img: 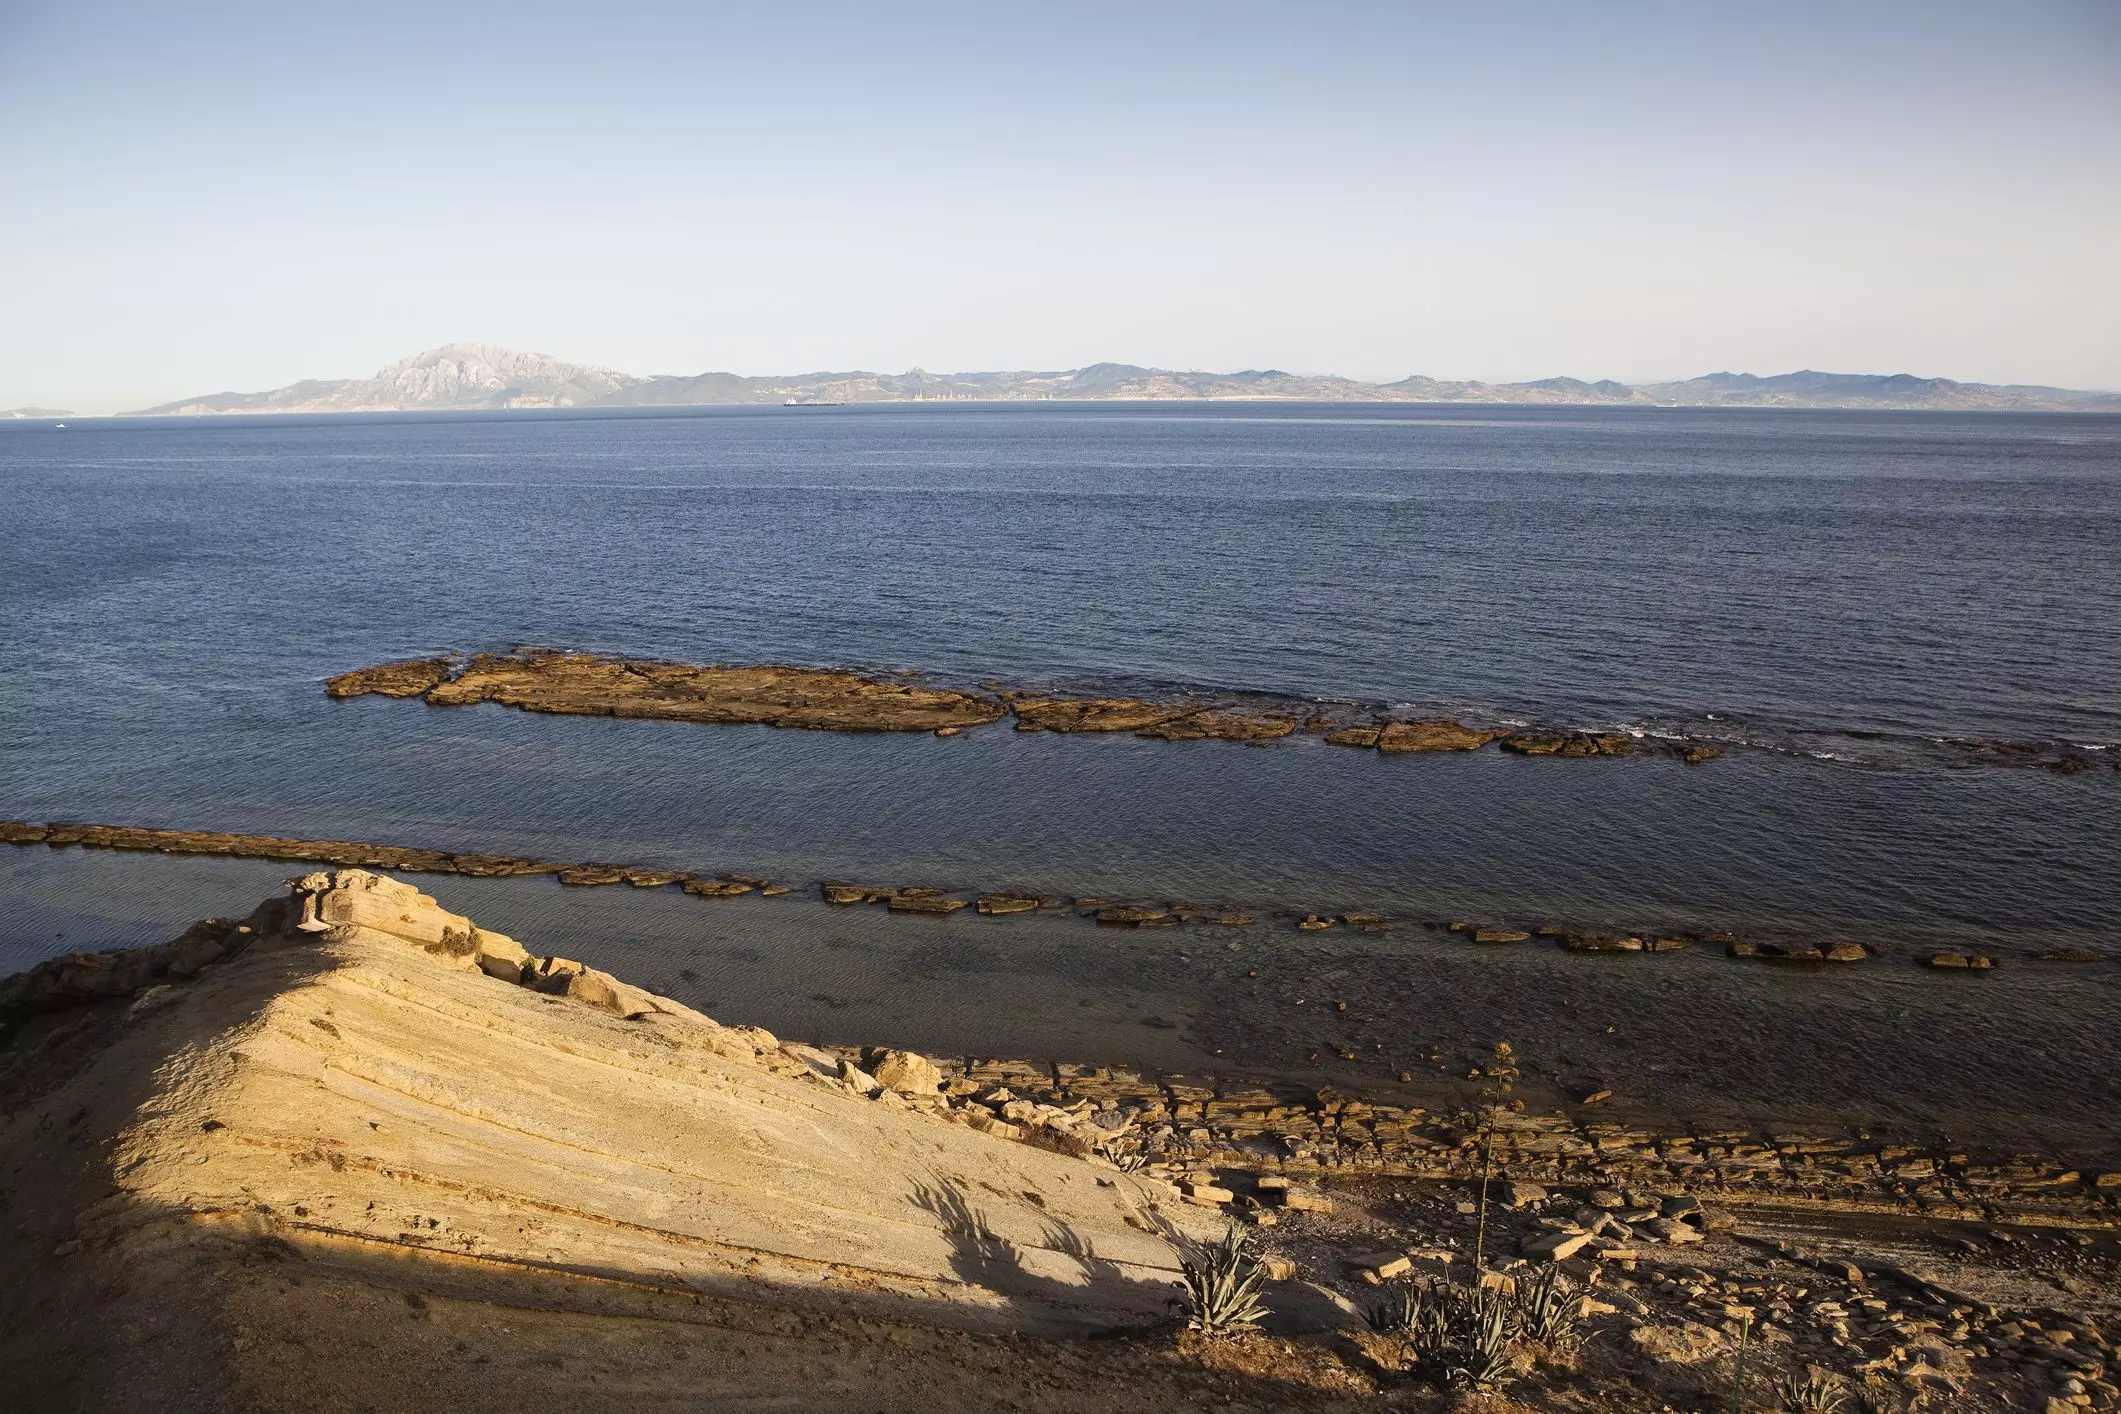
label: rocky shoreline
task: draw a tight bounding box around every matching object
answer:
[5,870,2116,1412]
[6,893,2114,1230]
[324,648,2120,773]
[8,818,2103,973]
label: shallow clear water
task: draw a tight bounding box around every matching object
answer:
[3,403,2118,961]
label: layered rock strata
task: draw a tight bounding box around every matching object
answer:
[2,870,1210,1338]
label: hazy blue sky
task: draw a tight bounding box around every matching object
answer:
[2,0,2116,409]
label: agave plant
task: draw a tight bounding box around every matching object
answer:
[1179,1224,1268,1337]
[1365,1282,1427,1337]
[1509,1264,1582,1349]
[1776,1368,1849,1412]
[1450,1282,1518,1393]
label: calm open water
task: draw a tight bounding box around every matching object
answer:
[3,402,2118,969]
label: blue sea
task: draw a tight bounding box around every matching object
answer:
[3,403,2118,1145]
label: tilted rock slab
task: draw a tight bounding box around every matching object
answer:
[1,870,1211,1351]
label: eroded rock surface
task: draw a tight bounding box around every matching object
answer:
[1,871,1208,1351]
[1375,720,1511,754]
[322,655,454,698]
[1010,696,1202,733]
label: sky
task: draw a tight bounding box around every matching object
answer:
[1,0,2117,411]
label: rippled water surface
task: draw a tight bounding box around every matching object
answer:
[3,403,2118,961]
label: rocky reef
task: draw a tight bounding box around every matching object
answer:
[334,648,1008,732]
[325,650,1721,759]
[323,650,2121,774]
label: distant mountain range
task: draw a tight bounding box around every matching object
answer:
[4,406,74,418]
[128,343,2121,415]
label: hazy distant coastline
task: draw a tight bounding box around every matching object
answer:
[123,342,2121,416]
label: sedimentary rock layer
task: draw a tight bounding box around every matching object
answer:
[2,870,1207,1325]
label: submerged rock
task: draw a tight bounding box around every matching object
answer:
[1926,951,1996,970]
[1561,933,1645,953]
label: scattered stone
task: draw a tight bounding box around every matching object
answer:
[1181,1180,1236,1207]
[1094,905,1170,927]
[866,1049,943,1096]
[1472,928,1530,944]
[1526,1231,1596,1261]
[1350,1251,1413,1280]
